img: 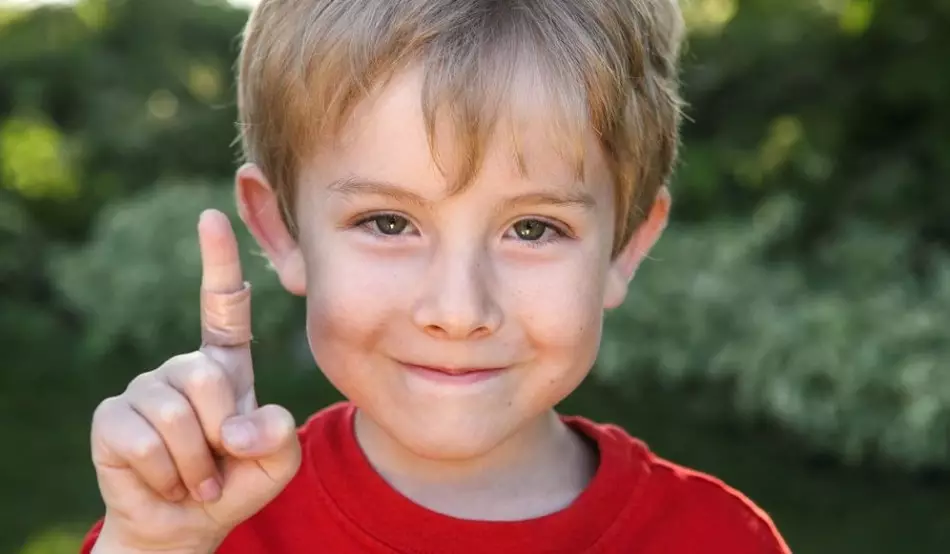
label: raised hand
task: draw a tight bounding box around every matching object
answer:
[90,210,300,554]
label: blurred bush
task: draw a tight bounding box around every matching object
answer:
[50,182,303,361]
[0,0,948,474]
[1,0,948,248]
[674,0,950,252]
[0,0,248,238]
[599,196,950,470]
[3,1,950,551]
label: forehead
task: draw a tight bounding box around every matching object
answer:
[306,66,614,200]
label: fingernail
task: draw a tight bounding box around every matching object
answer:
[223,419,255,451]
[197,477,221,503]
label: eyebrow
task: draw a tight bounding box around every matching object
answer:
[328,177,430,207]
[328,176,597,212]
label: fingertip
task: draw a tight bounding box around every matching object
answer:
[258,405,298,451]
[195,476,223,503]
[198,209,235,252]
[221,417,256,454]
[198,209,244,294]
[221,406,297,458]
[199,208,228,230]
[264,404,297,435]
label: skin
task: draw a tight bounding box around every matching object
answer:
[88,66,670,553]
[239,67,671,519]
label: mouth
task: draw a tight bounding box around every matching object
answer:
[400,362,508,384]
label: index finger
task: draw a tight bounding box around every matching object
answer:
[198,209,252,347]
[199,209,244,294]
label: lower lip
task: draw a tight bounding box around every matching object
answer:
[403,364,506,384]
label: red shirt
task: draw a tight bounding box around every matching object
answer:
[82,402,791,553]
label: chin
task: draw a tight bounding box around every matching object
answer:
[388,412,519,462]
[400,433,507,462]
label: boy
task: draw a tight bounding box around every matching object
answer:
[83,0,791,552]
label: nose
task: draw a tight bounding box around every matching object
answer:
[411,247,503,341]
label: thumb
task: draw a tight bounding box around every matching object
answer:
[221,403,301,479]
[204,405,301,527]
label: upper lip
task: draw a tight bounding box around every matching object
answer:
[400,362,507,376]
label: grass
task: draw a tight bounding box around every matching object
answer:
[5,348,948,553]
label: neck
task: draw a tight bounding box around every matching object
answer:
[353,408,598,521]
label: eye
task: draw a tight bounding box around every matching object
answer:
[359,213,414,236]
[508,218,565,243]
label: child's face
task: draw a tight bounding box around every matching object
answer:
[238,68,669,460]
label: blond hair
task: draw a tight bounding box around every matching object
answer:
[238,0,685,254]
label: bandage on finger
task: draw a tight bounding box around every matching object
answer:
[200,282,253,347]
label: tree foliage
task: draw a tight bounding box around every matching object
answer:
[2,0,949,470]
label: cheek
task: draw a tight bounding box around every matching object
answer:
[302,241,417,361]
[507,256,607,361]
[308,260,376,339]
[303,247,393,398]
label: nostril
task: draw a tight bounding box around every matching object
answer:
[424,324,449,339]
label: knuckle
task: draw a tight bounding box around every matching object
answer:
[127,379,168,410]
[126,371,156,392]
[129,352,201,393]
[164,351,203,367]
[93,395,119,418]
[154,351,202,381]
[91,396,122,430]
[185,359,226,392]
[166,351,228,394]
[128,434,164,461]
[156,397,192,426]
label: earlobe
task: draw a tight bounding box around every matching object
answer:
[235,163,307,296]
[603,187,671,309]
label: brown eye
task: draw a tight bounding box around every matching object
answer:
[370,214,410,235]
[512,219,549,241]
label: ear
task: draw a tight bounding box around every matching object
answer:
[235,163,307,296]
[603,187,671,309]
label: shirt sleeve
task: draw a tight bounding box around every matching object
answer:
[674,472,792,554]
[640,458,793,554]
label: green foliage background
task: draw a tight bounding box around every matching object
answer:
[1,0,948,552]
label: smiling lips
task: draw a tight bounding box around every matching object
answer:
[400,363,507,384]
